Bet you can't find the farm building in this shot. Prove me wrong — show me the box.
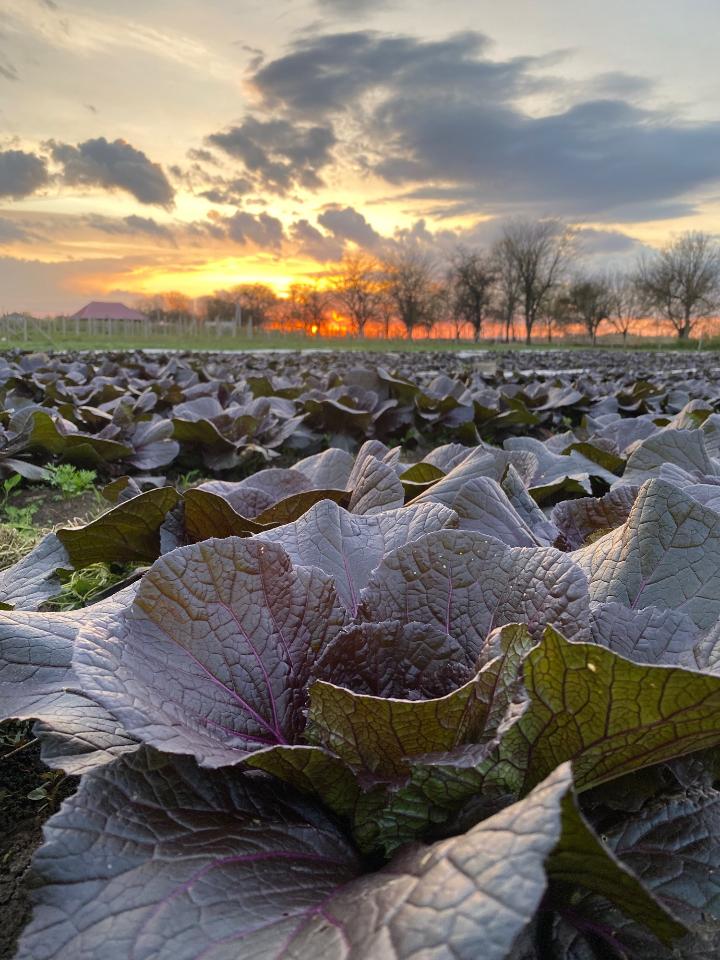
[71,301,148,321]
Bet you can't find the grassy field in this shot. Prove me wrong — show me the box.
[0,329,713,353]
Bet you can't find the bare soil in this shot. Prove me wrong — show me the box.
[0,725,78,958]
[10,488,101,529]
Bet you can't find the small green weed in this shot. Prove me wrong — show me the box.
[47,464,97,497]
[43,563,127,611]
[175,468,207,490]
[0,473,22,507]
[3,502,38,531]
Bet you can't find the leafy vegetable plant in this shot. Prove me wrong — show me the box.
[2,349,720,958]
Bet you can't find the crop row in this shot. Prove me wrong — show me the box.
[1,349,720,958]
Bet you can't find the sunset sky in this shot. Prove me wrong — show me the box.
[2,0,720,313]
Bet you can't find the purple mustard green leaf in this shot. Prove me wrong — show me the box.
[0,533,69,610]
[0,591,139,773]
[73,537,346,767]
[360,528,591,662]
[552,484,639,549]
[257,499,457,615]
[575,479,720,631]
[311,619,471,698]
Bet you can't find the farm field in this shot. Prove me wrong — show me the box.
[2,346,720,958]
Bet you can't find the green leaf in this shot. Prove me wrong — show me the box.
[305,674,487,780]
[182,487,263,540]
[57,487,179,566]
[562,440,626,474]
[493,626,720,795]
[398,461,445,497]
[182,487,351,542]
[245,744,360,819]
[371,627,720,854]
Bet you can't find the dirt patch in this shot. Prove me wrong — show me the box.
[8,488,102,530]
[0,723,77,958]
[0,821,42,960]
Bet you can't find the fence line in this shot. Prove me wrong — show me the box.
[2,312,719,347]
[0,314,291,345]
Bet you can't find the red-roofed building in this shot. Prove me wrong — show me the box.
[71,301,148,321]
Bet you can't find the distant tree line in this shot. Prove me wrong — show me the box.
[136,223,720,342]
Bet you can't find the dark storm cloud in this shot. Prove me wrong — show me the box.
[246,29,720,222]
[290,219,344,261]
[0,150,49,199]
[224,210,285,249]
[207,117,336,195]
[318,205,381,247]
[51,137,175,206]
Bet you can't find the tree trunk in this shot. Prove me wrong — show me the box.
[525,311,534,345]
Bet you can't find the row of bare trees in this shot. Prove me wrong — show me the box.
[138,222,720,342]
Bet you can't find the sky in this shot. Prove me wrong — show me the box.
[2,0,720,313]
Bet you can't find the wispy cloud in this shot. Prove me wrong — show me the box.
[2,0,237,83]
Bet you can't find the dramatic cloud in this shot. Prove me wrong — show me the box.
[51,137,175,206]
[199,177,253,205]
[251,31,541,118]
[85,213,177,244]
[372,98,720,219]
[290,219,344,261]
[247,29,720,221]
[207,117,336,194]
[0,149,49,199]
[224,210,285,249]
[318,205,381,247]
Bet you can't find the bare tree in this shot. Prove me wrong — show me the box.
[564,274,613,345]
[635,231,720,340]
[538,290,572,344]
[330,252,383,337]
[496,218,574,344]
[492,243,522,342]
[447,247,497,342]
[227,283,277,331]
[382,248,437,339]
[164,291,193,320]
[287,283,329,335]
[607,270,643,343]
